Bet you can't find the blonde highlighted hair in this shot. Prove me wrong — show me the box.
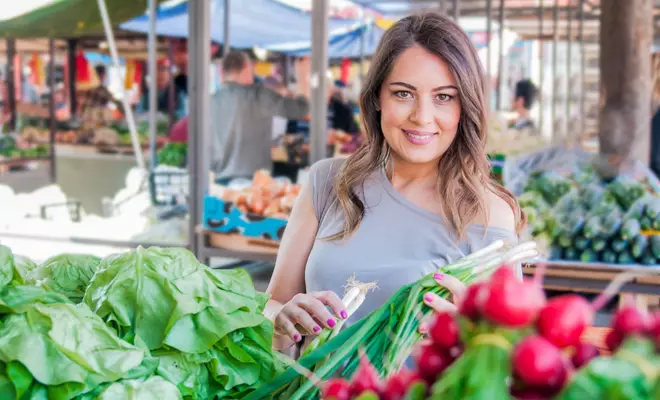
[328,12,525,242]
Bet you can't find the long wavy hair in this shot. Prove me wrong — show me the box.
[328,12,525,242]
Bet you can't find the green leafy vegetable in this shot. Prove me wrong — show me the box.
[27,254,101,302]
[96,376,182,400]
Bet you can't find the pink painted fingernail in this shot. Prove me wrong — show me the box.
[434,273,444,280]
[313,325,321,333]
[424,293,433,303]
[327,318,336,328]
[340,310,348,319]
[419,322,429,333]
[293,333,302,342]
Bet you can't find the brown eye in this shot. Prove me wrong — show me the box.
[394,90,412,99]
[436,94,452,102]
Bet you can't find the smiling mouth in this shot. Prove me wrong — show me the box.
[403,129,437,139]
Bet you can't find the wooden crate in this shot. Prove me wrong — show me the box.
[208,232,280,256]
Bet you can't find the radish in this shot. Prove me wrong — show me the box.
[429,312,460,350]
[605,330,623,351]
[382,369,425,400]
[512,336,567,390]
[479,266,546,327]
[536,295,593,348]
[611,306,651,336]
[570,343,600,369]
[458,281,487,320]
[322,379,351,400]
[510,387,551,400]
[415,342,454,383]
[349,354,383,396]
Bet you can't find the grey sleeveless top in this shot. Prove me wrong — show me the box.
[304,158,519,325]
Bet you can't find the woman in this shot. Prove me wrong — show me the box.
[265,12,525,354]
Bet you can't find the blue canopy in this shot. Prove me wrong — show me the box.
[266,22,384,59]
[120,0,361,49]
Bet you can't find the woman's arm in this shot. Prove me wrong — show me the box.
[264,181,319,321]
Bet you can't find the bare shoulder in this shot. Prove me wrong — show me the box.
[484,190,516,231]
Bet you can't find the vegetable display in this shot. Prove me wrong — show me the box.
[520,169,660,266]
[0,245,286,399]
[158,143,187,168]
[314,266,660,400]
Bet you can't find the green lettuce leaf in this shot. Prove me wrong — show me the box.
[0,285,70,316]
[0,303,144,399]
[96,376,182,400]
[0,246,14,290]
[11,255,37,286]
[28,254,101,302]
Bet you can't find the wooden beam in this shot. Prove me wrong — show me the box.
[599,0,653,167]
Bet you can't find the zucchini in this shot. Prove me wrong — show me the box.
[650,235,660,258]
[601,250,617,264]
[549,246,563,260]
[631,235,648,259]
[574,237,591,251]
[591,238,607,252]
[583,216,602,239]
[611,238,629,253]
[653,215,660,231]
[645,198,660,219]
[558,234,573,248]
[579,250,599,263]
[640,216,653,231]
[640,251,657,266]
[599,213,623,238]
[617,251,635,265]
[564,248,579,261]
[620,219,641,241]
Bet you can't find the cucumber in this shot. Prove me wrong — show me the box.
[549,246,563,260]
[645,198,660,219]
[620,219,641,241]
[579,250,599,263]
[650,235,660,258]
[640,251,657,266]
[617,251,635,265]
[653,215,660,231]
[599,214,623,238]
[558,234,573,248]
[574,237,591,251]
[631,235,648,259]
[601,250,617,264]
[591,238,607,252]
[640,216,653,231]
[564,248,579,261]
[611,238,629,253]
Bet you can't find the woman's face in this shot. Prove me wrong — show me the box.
[378,45,461,166]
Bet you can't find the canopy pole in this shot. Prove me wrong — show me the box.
[67,40,77,118]
[566,2,573,145]
[224,0,231,54]
[579,0,585,142]
[359,17,366,85]
[310,0,329,164]
[168,39,176,129]
[538,0,544,136]
[96,0,145,170]
[452,0,460,20]
[551,0,559,144]
[438,0,447,14]
[496,0,505,111]
[48,39,56,184]
[148,0,157,172]
[188,0,211,257]
[6,39,16,132]
[486,0,493,108]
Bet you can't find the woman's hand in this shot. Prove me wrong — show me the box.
[272,291,347,351]
[419,273,467,334]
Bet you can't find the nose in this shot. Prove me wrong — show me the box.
[409,96,434,126]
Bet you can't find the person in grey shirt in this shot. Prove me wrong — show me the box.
[210,50,310,181]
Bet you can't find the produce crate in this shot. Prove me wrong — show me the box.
[149,169,189,206]
[203,195,288,241]
[39,200,82,223]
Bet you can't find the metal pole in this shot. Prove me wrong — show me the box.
[452,0,460,20]
[148,0,157,172]
[282,54,290,87]
[566,2,573,144]
[188,0,211,257]
[6,39,16,132]
[48,40,56,183]
[486,0,493,85]
[310,0,329,164]
[552,0,559,144]
[224,0,231,55]
[579,0,585,142]
[538,1,544,136]
[67,39,77,117]
[96,0,145,170]
[168,40,176,129]
[359,20,366,85]
[439,0,447,14]
[496,0,505,110]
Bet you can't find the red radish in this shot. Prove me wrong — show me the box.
[479,266,546,327]
[459,281,487,320]
[510,387,550,400]
[382,370,425,400]
[415,342,454,383]
[612,306,651,336]
[323,379,351,400]
[536,295,593,348]
[512,336,566,389]
[349,354,383,396]
[570,343,600,369]
[448,344,464,360]
[605,329,623,351]
[429,312,460,349]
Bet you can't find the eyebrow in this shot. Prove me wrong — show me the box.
[388,81,458,91]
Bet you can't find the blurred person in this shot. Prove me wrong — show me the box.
[328,80,359,135]
[140,59,186,117]
[78,65,124,120]
[510,79,537,131]
[210,50,310,181]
